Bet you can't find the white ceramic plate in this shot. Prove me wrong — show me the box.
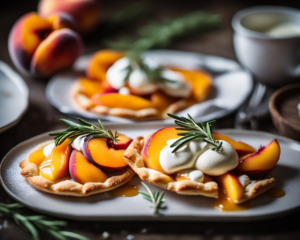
[0,61,29,133]
[1,126,300,221]
[46,50,253,124]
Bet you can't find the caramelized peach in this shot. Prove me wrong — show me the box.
[69,150,108,184]
[172,68,212,102]
[217,173,244,202]
[86,50,125,85]
[77,77,106,98]
[213,132,256,157]
[39,139,72,181]
[83,134,132,171]
[142,127,182,174]
[92,93,153,110]
[9,12,82,77]
[236,140,281,179]
[38,0,100,33]
[28,149,45,167]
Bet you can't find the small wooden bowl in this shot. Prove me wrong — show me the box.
[269,83,300,141]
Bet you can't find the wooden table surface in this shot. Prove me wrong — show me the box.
[1,0,300,239]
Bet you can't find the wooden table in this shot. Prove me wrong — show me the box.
[1,0,300,239]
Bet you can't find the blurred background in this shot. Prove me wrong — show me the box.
[1,0,300,239]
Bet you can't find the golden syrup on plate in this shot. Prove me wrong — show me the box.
[214,189,252,211]
[267,188,285,198]
[111,184,139,197]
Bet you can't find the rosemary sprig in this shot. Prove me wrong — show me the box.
[139,182,166,216]
[123,54,176,84]
[0,203,90,240]
[49,118,118,146]
[105,10,221,52]
[167,113,222,153]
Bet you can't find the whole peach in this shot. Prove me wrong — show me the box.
[38,0,101,33]
[8,12,83,77]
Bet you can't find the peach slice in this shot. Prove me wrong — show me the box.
[236,139,281,179]
[213,132,256,157]
[69,150,108,184]
[86,50,125,85]
[92,93,153,110]
[142,127,182,174]
[217,173,244,201]
[83,134,132,171]
[39,139,72,181]
[172,68,212,102]
[77,77,106,98]
[28,149,45,167]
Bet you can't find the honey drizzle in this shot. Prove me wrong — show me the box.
[267,188,285,198]
[110,184,139,197]
[214,189,252,211]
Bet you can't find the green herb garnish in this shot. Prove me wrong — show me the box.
[139,182,166,216]
[49,118,118,146]
[0,203,90,240]
[167,113,222,153]
[106,10,221,52]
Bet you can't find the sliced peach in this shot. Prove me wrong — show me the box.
[213,132,256,157]
[86,50,125,86]
[69,150,108,184]
[28,149,45,167]
[217,173,244,202]
[172,68,212,102]
[39,139,72,181]
[142,127,182,174]
[77,77,106,98]
[83,134,132,171]
[236,139,280,179]
[151,91,179,110]
[92,93,153,110]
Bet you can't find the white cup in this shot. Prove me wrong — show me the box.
[232,6,300,86]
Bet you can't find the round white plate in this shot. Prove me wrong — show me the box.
[46,50,253,124]
[1,126,300,221]
[0,61,29,133]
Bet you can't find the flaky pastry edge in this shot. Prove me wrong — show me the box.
[20,140,135,197]
[124,136,276,203]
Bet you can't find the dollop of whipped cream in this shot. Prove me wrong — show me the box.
[159,139,239,176]
[159,139,207,174]
[195,140,239,176]
[106,57,191,97]
[71,135,86,152]
[178,169,204,183]
[43,143,55,157]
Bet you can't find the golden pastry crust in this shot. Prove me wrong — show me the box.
[124,136,277,203]
[71,79,211,121]
[123,137,219,198]
[20,140,135,197]
[237,177,276,204]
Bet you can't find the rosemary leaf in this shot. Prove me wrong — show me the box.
[49,118,118,146]
[167,113,222,152]
[139,182,166,216]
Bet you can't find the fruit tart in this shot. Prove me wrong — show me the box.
[20,118,135,196]
[124,113,279,204]
[72,50,212,121]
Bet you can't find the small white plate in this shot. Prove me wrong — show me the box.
[46,50,253,124]
[0,61,29,133]
[1,126,300,221]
